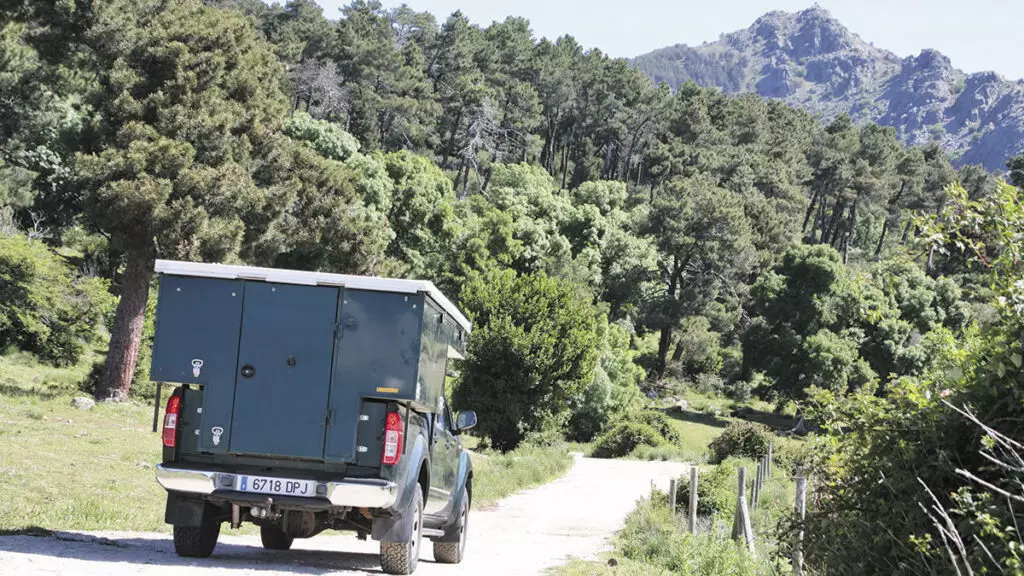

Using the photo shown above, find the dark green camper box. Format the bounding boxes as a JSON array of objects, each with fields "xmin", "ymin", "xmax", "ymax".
[{"xmin": 149, "ymin": 260, "xmax": 470, "ymax": 464}]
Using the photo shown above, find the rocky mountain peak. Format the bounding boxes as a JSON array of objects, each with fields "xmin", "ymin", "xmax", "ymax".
[{"xmin": 631, "ymin": 8, "xmax": 1024, "ymax": 171}]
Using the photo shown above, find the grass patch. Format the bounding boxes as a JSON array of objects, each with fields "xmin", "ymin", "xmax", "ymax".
[
  {"xmin": 469, "ymin": 442, "xmax": 574, "ymax": 509},
  {"xmin": 0, "ymin": 354, "xmax": 168, "ymax": 532},
  {"xmin": 552, "ymin": 496, "xmax": 783, "ymax": 576}
]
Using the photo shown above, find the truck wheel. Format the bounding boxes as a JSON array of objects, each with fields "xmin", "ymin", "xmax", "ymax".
[
  {"xmin": 432, "ymin": 488, "xmax": 469, "ymax": 564},
  {"xmin": 380, "ymin": 486, "xmax": 423, "ymax": 575},
  {"xmin": 173, "ymin": 518, "xmax": 221, "ymax": 558},
  {"xmin": 260, "ymin": 524, "xmax": 294, "ymax": 550}
]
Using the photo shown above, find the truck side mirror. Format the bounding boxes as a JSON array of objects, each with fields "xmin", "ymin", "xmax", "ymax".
[{"xmin": 456, "ymin": 410, "xmax": 477, "ymax": 432}]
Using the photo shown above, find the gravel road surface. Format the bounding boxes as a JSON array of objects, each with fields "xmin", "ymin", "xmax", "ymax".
[{"xmin": 0, "ymin": 455, "xmax": 686, "ymax": 575}]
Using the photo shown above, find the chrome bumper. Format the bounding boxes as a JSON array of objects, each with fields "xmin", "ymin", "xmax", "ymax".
[{"xmin": 155, "ymin": 464, "xmax": 398, "ymax": 509}]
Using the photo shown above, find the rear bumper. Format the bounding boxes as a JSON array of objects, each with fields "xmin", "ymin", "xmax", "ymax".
[{"xmin": 155, "ymin": 464, "xmax": 398, "ymax": 509}]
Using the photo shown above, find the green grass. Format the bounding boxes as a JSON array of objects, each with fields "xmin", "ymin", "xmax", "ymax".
[
  {"xmin": 469, "ymin": 442, "xmax": 575, "ymax": 509},
  {"xmin": 551, "ymin": 495, "xmax": 787, "ymax": 576},
  {"xmin": 0, "ymin": 353, "xmax": 169, "ymax": 533}
]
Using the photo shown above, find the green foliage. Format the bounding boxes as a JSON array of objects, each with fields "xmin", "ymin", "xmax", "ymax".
[
  {"xmin": 621, "ymin": 411, "xmax": 681, "ymax": 444},
  {"xmin": 453, "ymin": 269, "xmax": 598, "ymax": 451},
  {"xmin": 566, "ymin": 321, "xmax": 646, "ymax": 442},
  {"xmin": 590, "ymin": 421, "xmax": 667, "ymax": 459},
  {"xmin": 613, "ymin": 497, "xmax": 770, "ymax": 575},
  {"xmin": 469, "ymin": 442, "xmax": 574, "ymax": 510},
  {"xmin": 674, "ymin": 459, "xmax": 747, "ymax": 517},
  {"xmin": 0, "ymin": 235, "xmax": 112, "ymax": 366},
  {"xmin": 744, "ymin": 244, "xmax": 968, "ymax": 398},
  {"xmin": 284, "ymin": 111, "xmax": 360, "ymax": 161},
  {"xmin": 707, "ymin": 421, "xmax": 772, "ymax": 464}
]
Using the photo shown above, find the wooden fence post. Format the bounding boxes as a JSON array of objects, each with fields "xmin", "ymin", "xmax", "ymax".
[
  {"xmin": 753, "ymin": 458, "xmax": 763, "ymax": 510},
  {"xmin": 670, "ymin": 478, "xmax": 678, "ymax": 515},
  {"xmin": 732, "ymin": 467, "xmax": 756, "ymax": 554},
  {"xmin": 793, "ymin": 475, "xmax": 808, "ymax": 576},
  {"xmin": 767, "ymin": 442, "xmax": 773, "ymax": 478},
  {"xmin": 688, "ymin": 466, "xmax": 698, "ymax": 534}
]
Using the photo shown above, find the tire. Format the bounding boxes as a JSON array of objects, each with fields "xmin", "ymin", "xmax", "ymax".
[
  {"xmin": 433, "ymin": 488, "xmax": 469, "ymax": 564},
  {"xmin": 260, "ymin": 524, "xmax": 294, "ymax": 551},
  {"xmin": 173, "ymin": 518, "xmax": 221, "ymax": 558},
  {"xmin": 380, "ymin": 486, "xmax": 424, "ymax": 575}
]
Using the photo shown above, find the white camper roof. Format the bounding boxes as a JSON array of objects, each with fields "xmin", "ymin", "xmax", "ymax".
[{"xmin": 154, "ymin": 260, "xmax": 472, "ymax": 333}]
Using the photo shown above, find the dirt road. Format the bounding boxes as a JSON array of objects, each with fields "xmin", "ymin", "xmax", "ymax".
[{"xmin": 0, "ymin": 455, "xmax": 686, "ymax": 575}]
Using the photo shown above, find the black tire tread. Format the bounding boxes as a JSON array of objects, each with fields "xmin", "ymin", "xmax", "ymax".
[
  {"xmin": 260, "ymin": 525, "xmax": 294, "ymax": 550},
  {"xmin": 379, "ymin": 487, "xmax": 423, "ymax": 575},
  {"xmin": 432, "ymin": 486, "xmax": 468, "ymax": 564},
  {"xmin": 173, "ymin": 521, "xmax": 220, "ymax": 558},
  {"xmin": 432, "ymin": 541, "xmax": 461, "ymax": 564},
  {"xmin": 380, "ymin": 541, "xmax": 414, "ymax": 575}
]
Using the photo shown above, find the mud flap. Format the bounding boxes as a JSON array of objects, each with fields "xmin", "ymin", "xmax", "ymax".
[
  {"xmin": 165, "ymin": 492, "xmax": 207, "ymax": 527},
  {"xmin": 372, "ymin": 507, "xmax": 416, "ymax": 543}
]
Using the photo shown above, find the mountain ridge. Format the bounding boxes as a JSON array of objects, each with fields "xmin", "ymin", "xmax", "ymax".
[{"xmin": 632, "ymin": 5, "xmax": 1024, "ymax": 171}]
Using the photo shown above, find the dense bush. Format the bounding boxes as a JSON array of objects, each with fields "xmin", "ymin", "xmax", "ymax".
[
  {"xmin": 614, "ymin": 497, "xmax": 769, "ymax": 576},
  {"xmin": 771, "ymin": 436, "xmax": 815, "ymax": 475},
  {"xmin": 674, "ymin": 458, "xmax": 746, "ymax": 517},
  {"xmin": 453, "ymin": 269, "xmax": 598, "ymax": 451},
  {"xmin": 0, "ymin": 235, "xmax": 112, "ymax": 366},
  {"xmin": 590, "ymin": 422, "xmax": 666, "ymax": 459},
  {"xmin": 614, "ymin": 410, "xmax": 681, "ymax": 444},
  {"xmin": 566, "ymin": 320, "xmax": 645, "ymax": 442},
  {"xmin": 707, "ymin": 421, "xmax": 773, "ymax": 464}
]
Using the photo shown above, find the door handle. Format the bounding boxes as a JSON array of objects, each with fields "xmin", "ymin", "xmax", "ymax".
[{"xmin": 240, "ymin": 365, "xmax": 255, "ymax": 378}]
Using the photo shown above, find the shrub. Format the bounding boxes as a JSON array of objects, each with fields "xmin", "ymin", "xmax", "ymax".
[
  {"xmin": 630, "ymin": 444, "xmax": 686, "ymax": 462},
  {"xmin": 453, "ymin": 269, "xmax": 599, "ymax": 451},
  {"xmin": 615, "ymin": 497, "xmax": 767, "ymax": 575},
  {"xmin": 707, "ymin": 421, "xmax": 772, "ymax": 464},
  {"xmin": 641, "ymin": 411, "xmax": 681, "ymax": 443},
  {"xmin": 772, "ymin": 436, "xmax": 815, "ymax": 475},
  {"xmin": 0, "ymin": 234, "xmax": 113, "ymax": 366},
  {"xmin": 613, "ymin": 410, "xmax": 680, "ymax": 444},
  {"xmin": 591, "ymin": 422, "xmax": 666, "ymax": 459},
  {"xmin": 674, "ymin": 458, "xmax": 746, "ymax": 517}
]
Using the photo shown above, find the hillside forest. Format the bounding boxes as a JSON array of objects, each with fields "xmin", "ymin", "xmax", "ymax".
[{"xmin": 2, "ymin": 1, "xmax": 1024, "ymax": 573}]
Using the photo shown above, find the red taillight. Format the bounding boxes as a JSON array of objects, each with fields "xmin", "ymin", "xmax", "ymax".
[
  {"xmin": 382, "ymin": 411, "xmax": 404, "ymax": 466},
  {"xmin": 162, "ymin": 394, "xmax": 181, "ymax": 448}
]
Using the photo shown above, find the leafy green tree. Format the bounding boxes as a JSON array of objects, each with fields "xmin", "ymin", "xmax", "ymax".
[
  {"xmin": 566, "ymin": 318, "xmax": 645, "ymax": 442},
  {"xmin": 453, "ymin": 269, "xmax": 598, "ymax": 450},
  {"xmin": 0, "ymin": 234, "xmax": 113, "ymax": 365},
  {"xmin": 336, "ymin": 1, "xmax": 438, "ymax": 151},
  {"xmin": 75, "ymin": 0, "xmax": 291, "ymax": 399},
  {"xmin": 642, "ymin": 176, "xmax": 755, "ymax": 379},
  {"xmin": 382, "ymin": 151, "xmax": 456, "ymax": 278}
]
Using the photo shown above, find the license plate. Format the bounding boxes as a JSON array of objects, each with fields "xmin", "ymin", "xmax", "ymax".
[{"xmin": 235, "ymin": 475, "xmax": 316, "ymax": 497}]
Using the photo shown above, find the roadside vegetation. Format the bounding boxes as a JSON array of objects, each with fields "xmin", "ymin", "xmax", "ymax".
[{"xmin": 555, "ymin": 455, "xmax": 798, "ymax": 576}]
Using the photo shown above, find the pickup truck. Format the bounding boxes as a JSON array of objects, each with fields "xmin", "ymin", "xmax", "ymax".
[{"xmin": 149, "ymin": 261, "xmax": 477, "ymax": 575}]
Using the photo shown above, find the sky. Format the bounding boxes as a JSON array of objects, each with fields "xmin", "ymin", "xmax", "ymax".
[{"xmin": 314, "ymin": 0, "xmax": 1024, "ymax": 80}]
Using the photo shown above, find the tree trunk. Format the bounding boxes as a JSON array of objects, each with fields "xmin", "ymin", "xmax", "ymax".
[
  {"xmin": 96, "ymin": 245, "xmax": 155, "ymax": 401},
  {"xmin": 655, "ymin": 258, "xmax": 681, "ymax": 379},
  {"xmin": 874, "ymin": 218, "xmax": 891, "ymax": 258},
  {"xmin": 656, "ymin": 324, "xmax": 674, "ymax": 381},
  {"xmin": 802, "ymin": 190, "xmax": 820, "ymax": 233},
  {"xmin": 900, "ymin": 218, "xmax": 914, "ymax": 244}
]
